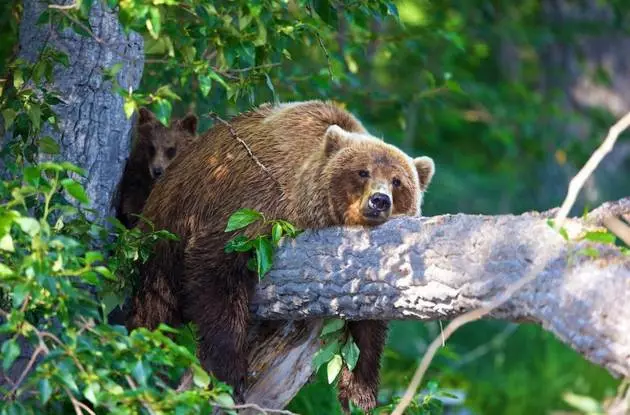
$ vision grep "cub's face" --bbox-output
[323,125,434,226]
[137,108,198,179]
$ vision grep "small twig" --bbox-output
[8,345,45,396]
[450,324,518,369]
[229,63,282,73]
[49,8,106,45]
[205,112,284,191]
[64,385,96,415]
[603,215,630,246]
[391,110,630,415]
[305,2,334,81]
[126,375,157,415]
[222,403,298,415]
[48,3,78,10]
[554,111,630,229]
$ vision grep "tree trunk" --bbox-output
[19,0,143,220]
[0,0,143,394]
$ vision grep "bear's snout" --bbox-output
[151,166,164,179]
[368,192,391,212]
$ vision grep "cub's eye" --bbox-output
[358,170,370,178]
[147,145,156,157]
[166,147,176,159]
[392,178,401,187]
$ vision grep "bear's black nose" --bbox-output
[152,167,164,178]
[368,192,391,212]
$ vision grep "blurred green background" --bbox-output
[2,0,628,413]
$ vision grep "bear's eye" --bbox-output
[358,170,370,178]
[392,178,401,187]
[166,147,176,159]
[147,144,156,157]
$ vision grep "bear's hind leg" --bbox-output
[182,233,256,402]
[338,320,388,413]
[126,242,182,331]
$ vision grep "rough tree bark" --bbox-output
[0,0,143,393]
[19,0,143,220]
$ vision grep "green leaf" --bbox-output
[24,166,40,185]
[39,136,60,154]
[577,247,600,258]
[61,178,89,204]
[198,75,212,97]
[321,318,345,337]
[192,365,210,388]
[326,354,343,384]
[15,217,40,236]
[563,392,604,413]
[83,382,100,405]
[341,337,360,370]
[147,7,161,39]
[564,228,576,243]
[85,251,103,264]
[12,284,29,308]
[312,339,340,371]
[2,339,20,371]
[2,108,17,129]
[214,393,235,408]
[264,73,279,105]
[207,69,229,90]
[39,378,52,404]
[445,79,464,94]
[224,208,264,232]
[95,266,115,280]
[277,220,300,238]
[123,98,136,119]
[0,234,14,252]
[132,360,148,386]
[224,235,254,253]
[59,162,86,176]
[0,263,13,277]
[583,230,616,245]
[152,98,172,126]
[254,237,274,278]
[13,69,24,89]
[271,222,283,245]
[28,103,42,130]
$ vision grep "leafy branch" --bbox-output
[224,208,302,280]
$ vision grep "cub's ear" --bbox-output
[178,113,198,135]
[323,124,352,156]
[414,156,435,191]
[138,107,156,125]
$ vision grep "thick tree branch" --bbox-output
[240,197,630,410]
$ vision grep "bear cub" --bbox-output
[115,107,198,228]
[126,100,435,411]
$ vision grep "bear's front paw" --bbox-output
[338,368,377,413]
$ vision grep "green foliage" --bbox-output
[224,208,302,279]
[0,162,235,413]
[312,319,361,385]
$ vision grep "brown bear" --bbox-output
[115,107,198,228]
[126,100,435,411]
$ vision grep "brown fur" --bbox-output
[126,100,435,409]
[115,107,198,228]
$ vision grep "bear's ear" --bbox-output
[323,124,351,157]
[138,107,156,125]
[414,156,435,191]
[178,113,198,135]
